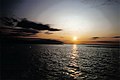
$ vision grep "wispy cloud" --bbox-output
[87,35,120,45]
[91,36,120,40]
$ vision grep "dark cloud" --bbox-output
[0,17,18,26]
[16,19,49,30]
[112,36,120,38]
[9,28,39,36]
[91,37,100,40]
[8,33,33,36]
[0,26,13,30]
[12,28,39,34]
[91,35,120,40]
[49,28,61,31]
[16,19,62,31]
[0,27,37,37]
[0,17,62,37]
[89,36,120,45]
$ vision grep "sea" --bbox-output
[1,44,120,80]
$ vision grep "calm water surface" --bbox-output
[2,44,120,80]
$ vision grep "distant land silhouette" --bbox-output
[1,37,64,44]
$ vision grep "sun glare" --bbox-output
[73,36,78,41]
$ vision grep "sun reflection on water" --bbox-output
[71,44,78,59]
[64,44,83,79]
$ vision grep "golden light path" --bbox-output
[66,44,82,79]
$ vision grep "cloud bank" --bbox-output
[0,17,62,37]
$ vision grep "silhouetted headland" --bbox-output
[1,37,63,44]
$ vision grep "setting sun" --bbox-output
[73,36,78,41]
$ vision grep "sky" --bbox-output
[1,0,120,44]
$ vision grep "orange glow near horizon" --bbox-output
[72,36,79,44]
[34,32,119,44]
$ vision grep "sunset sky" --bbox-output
[1,0,120,44]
